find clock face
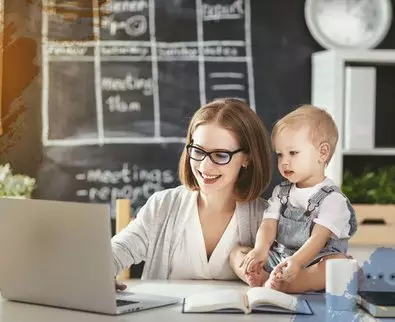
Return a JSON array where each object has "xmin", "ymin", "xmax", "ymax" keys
[{"xmin": 305, "ymin": 0, "xmax": 393, "ymax": 49}]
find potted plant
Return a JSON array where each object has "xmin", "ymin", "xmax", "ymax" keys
[
  {"xmin": 0, "ymin": 163, "xmax": 36, "ymax": 198},
  {"xmin": 342, "ymin": 165, "xmax": 395, "ymax": 245}
]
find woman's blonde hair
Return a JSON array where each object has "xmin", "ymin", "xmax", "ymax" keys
[
  {"xmin": 179, "ymin": 98, "xmax": 272, "ymax": 202},
  {"xmin": 272, "ymin": 104, "xmax": 338, "ymax": 163}
]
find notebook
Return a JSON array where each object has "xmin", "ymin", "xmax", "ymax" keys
[
  {"xmin": 182, "ymin": 287, "xmax": 313, "ymax": 314},
  {"xmin": 358, "ymin": 291, "xmax": 395, "ymax": 318}
]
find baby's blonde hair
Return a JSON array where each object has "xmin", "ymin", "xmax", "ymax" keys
[{"xmin": 272, "ymin": 104, "xmax": 338, "ymax": 163}]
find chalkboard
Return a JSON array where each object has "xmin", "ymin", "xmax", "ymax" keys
[
  {"xmin": 38, "ymin": 0, "xmax": 259, "ymax": 214},
  {"xmin": 8, "ymin": 0, "xmax": 395, "ymax": 216}
]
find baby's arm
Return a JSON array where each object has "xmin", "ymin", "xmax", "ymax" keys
[
  {"xmin": 273, "ymin": 224, "xmax": 332, "ymax": 282},
  {"xmin": 289, "ymin": 223, "xmax": 332, "ymax": 268},
  {"xmin": 242, "ymin": 186, "xmax": 282, "ymax": 272},
  {"xmin": 239, "ymin": 219, "xmax": 278, "ymax": 276},
  {"xmin": 292, "ymin": 191, "xmax": 352, "ymax": 266},
  {"xmin": 254, "ymin": 185, "xmax": 282, "ymax": 252},
  {"xmin": 254, "ymin": 218, "xmax": 278, "ymax": 253}
]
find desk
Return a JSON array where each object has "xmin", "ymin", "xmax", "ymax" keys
[{"xmin": 0, "ymin": 280, "xmax": 378, "ymax": 322}]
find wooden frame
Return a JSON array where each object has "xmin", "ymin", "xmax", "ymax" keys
[
  {"xmin": 0, "ymin": 0, "xmax": 4, "ymax": 135},
  {"xmin": 350, "ymin": 204, "xmax": 395, "ymax": 246},
  {"xmin": 115, "ymin": 199, "xmax": 132, "ymax": 280}
]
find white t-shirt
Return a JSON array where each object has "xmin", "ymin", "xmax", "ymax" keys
[
  {"xmin": 169, "ymin": 206, "xmax": 239, "ymax": 280},
  {"xmin": 264, "ymin": 178, "xmax": 352, "ymax": 238}
]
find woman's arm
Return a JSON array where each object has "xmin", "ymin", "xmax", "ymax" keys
[{"xmin": 111, "ymin": 194, "xmax": 158, "ymax": 276}]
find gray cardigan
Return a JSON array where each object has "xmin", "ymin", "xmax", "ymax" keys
[{"xmin": 112, "ymin": 185, "xmax": 268, "ymax": 279}]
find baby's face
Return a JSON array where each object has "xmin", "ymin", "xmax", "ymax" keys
[{"xmin": 274, "ymin": 127, "xmax": 324, "ymax": 188}]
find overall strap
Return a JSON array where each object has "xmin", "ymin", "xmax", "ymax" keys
[
  {"xmin": 346, "ymin": 200, "xmax": 358, "ymax": 237},
  {"xmin": 305, "ymin": 185, "xmax": 340, "ymax": 216},
  {"xmin": 277, "ymin": 181, "xmax": 292, "ymax": 214}
]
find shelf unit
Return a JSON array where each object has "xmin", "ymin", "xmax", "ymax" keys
[{"xmin": 311, "ymin": 49, "xmax": 395, "ymax": 185}]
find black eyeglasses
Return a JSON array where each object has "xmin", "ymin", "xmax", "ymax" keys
[{"xmin": 186, "ymin": 144, "xmax": 246, "ymax": 165}]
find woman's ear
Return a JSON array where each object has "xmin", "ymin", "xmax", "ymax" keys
[
  {"xmin": 242, "ymin": 154, "xmax": 249, "ymax": 168},
  {"xmin": 318, "ymin": 142, "xmax": 330, "ymax": 164}
]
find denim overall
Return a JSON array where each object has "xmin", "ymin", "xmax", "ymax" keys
[{"xmin": 263, "ymin": 181, "xmax": 358, "ymax": 273}]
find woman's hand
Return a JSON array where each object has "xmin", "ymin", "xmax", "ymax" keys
[
  {"xmin": 115, "ymin": 280, "xmax": 127, "ymax": 291},
  {"xmin": 273, "ymin": 257, "xmax": 302, "ymax": 283},
  {"xmin": 239, "ymin": 248, "xmax": 268, "ymax": 274}
]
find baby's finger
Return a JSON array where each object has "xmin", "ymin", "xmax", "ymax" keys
[
  {"xmin": 240, "ymin": 254, "xmax": 252, "ymax": 268},
  {"xmin": 280, "ymin": 268, "xmax": 294, "ymax": 282},
  {"xmin": 251, "ymin": 262, "xmax": 262, "ymax": 273},
  {"xmin": 242, "ymin": 258, "xmax": 252, "ymax": 273},
  {"xmin": 283, "ymin": 273, "xmax": 294, "ymax": 283},
  {"xmin": 246, "ymin": 259, "xmax": 255, "ymax": 273},
  {"xmin": 272, "ymin": 264, "xmax": 282, "ymax": 276},
  {"xmin": 278, "ymin": 260, "xmax": 288, "ymax": 269}
]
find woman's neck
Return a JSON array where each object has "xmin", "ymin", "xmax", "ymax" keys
[{"xmin": 198, "ymin": 189, "xmax": 236, "ymax": 215}]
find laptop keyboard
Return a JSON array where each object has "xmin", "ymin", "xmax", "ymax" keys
[{"xmin": 116, "ymin": 299, "xmax": 139, "ymax": 306}]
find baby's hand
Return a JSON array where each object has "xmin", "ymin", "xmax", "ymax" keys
[
  {"xmin": 273, "ymin": 257, "xmax": 301, "ymax": 283},
  {"xmin": 239, "ymin": 248, "xmax": 268, "ymax": 274},
  {"xmin": 270, "ymin": 265, "xmax": 283, "ymax": 280},
  {"xmin": 245, "ymin": 269, "xmax": 266, "ymax": 287}
]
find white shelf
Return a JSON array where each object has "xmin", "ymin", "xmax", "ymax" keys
[
  {"xmin": 312, "ymin": 49, "xmax": 395, "ymax": 185},
  {"xmin": 314, "ymin": 49, "xmax": 395, "ymax": 64},
  {"xmin": 342, "ymin": 148, "xmax": 395, "ymax": 156}
]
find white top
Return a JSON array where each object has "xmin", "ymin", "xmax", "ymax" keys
[
  {"xmin": 112, "ymin": 185, "xmax": 267, "ymax": 279},
  {"xmin": 263, "ymin": 178, "xmax": 352, "ymax": 238},
  {"xmin": 170, "ymin": 205, "xmax": 239, "ymax": 280}
]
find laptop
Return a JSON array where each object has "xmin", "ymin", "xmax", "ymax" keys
[{"xmin": 0, "ymin": 198, "xmax": 180, "ymax": 315}]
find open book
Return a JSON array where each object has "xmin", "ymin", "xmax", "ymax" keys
[{"xmin": 182, "ymin": 287, "xmax": 312, "ymax": 314}]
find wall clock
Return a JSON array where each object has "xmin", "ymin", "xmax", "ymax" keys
[{"xmin": 305, "ymin": 0, "xmax": 393, "ymax": 49}]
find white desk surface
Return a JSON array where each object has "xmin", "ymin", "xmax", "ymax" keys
[{"xmin": 0, "ymin": 279, "xmax": 378, "ymax": 322}]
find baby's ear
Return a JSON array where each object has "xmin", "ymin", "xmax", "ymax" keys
[{"xmin": 318, "ymin": 142, "xmax": 330, "ymax": 163}]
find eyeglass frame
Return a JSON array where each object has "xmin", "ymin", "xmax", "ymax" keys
[{"xmin": 186, "ymin": 144, "xmax": 246, "ymax": 165}]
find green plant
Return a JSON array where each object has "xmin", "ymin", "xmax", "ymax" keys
[
  {"xmin": 342, "ymin": 165, "xmax": 395, "ymax": 204},
  {"xmin": 0, "ymin": 163, "xmax": 36, "ymax": 197}
]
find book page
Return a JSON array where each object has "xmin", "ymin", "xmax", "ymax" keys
[
  {"xmin": 183, "ymin": 289, "xmax": 249, "ymax": 313},
  {"xmin": 246, "ymin": 287, "xmax": 298, "ymax": 311}
]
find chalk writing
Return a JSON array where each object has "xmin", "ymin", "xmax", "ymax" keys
[
  {"xmin": 101, "ymin": 15, "xmax": 147, "ymax": 37},
  {"xmin": 101, "ymin": 73, "xmax": 153, "ymax": 95},
  {"xmin": 203, "ymin": 46, "xmax": 238, "ymax": 57},
  {"xmin": 203, "ymin": 0, "xmax": 244, "ymax": 21},
  {"xmin": 102, "ymin": 0, "xmax": 148, "ymax": 13},
  {"xmin": 100, "ymin": 45, "xmax": 149, "ymax": 56},
  {"xmin": 158, "ymin": 46, "xmax": 198, "ymax": 58},
  {"xmin": 75, "ymin": 163, "xmax": 176, "ymax": 203},
  {"xmin": 106, "ymin": 95, "xmax": 142, "ymax": 112},
  {"xmin": 47, "ymin": 44, "xmax": 90, "ymax": 56}
]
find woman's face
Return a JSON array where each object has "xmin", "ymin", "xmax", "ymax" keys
[{"xmin": 189, "ymin": 123, "xmax": 248, "ymax": 195}]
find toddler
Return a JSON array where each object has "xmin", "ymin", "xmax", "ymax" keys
[{"xmin": 230, "ymin": 105, "xmax": 357, "ymax": 293}]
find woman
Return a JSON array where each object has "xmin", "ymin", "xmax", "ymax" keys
[{"xmin": 112, "ymin": 98, "xmax": 272, "ymax": 287}]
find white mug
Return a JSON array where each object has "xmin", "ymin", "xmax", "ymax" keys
[{"xmin": 326, "ymin": 258, "xmax": 359, "ymax": 311}]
